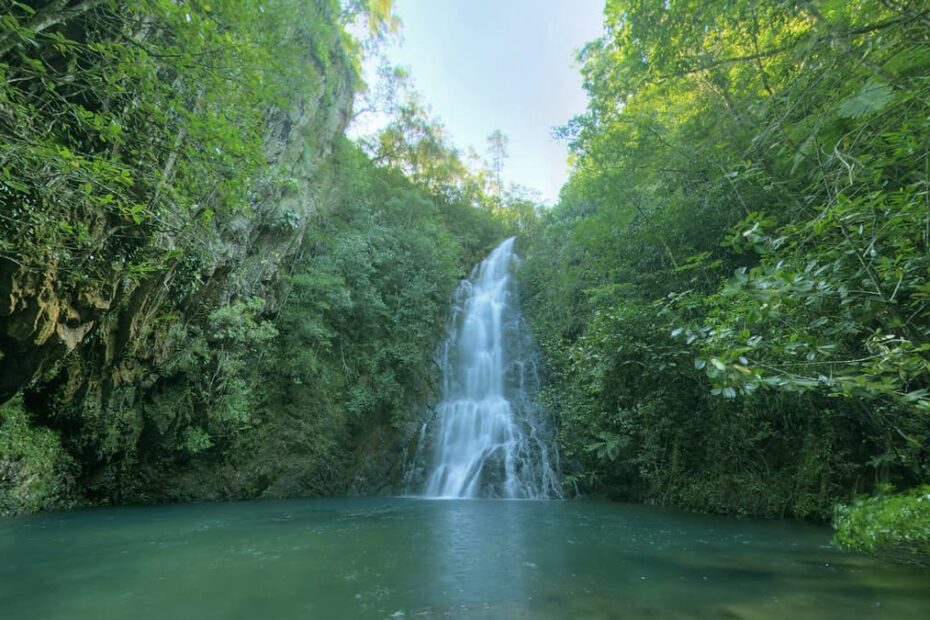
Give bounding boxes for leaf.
[837,80,893,119]
[11,1,36,15]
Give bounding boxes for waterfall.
[416,237,561,499]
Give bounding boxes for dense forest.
[1,0,929,560]
[520,0,930,555]
[0,0,508,512]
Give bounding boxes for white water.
[419,237,560,499]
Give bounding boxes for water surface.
[2,498,928,619]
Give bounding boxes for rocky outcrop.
[1,15,354,403]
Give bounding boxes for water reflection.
[425,500,534,611]
[1,498,929,620]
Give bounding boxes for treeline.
[521,0,930,554]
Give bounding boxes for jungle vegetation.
[2,0,929,558]
[0,0,508,511]
[520,0,930,557]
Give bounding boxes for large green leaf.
[837,79,893,119]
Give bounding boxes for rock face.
[0,2,358,507]
[0,259,106,398]
[2,59,352,407]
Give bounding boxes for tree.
[521,0,930,524]
[486,129,510,205]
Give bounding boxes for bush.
[0,395,75,515]
[834,485,930,558]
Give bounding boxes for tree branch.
[0,0,109,58]
[660,14,914,81]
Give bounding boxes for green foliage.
[0,0,384,508]
[171,296,278,438]
[0,395,74,515]
[232,139,503,495]
[180,427,213,455]
[837,79,894,119]
[33,136,509,505]
[835,486,930,557]
[0,0,358,329]
[0,0,511,511]
[522,0,930,529]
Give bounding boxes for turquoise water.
[1,498,928,619]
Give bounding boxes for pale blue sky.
[361,0,604,204]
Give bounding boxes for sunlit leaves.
[0,0,353,298]
[520,0,930,522]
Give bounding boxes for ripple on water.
[0,497,928,620]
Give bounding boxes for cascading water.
[414,237,561,499]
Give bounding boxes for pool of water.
[1,497,928,619]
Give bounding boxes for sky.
[356,0,604,204]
